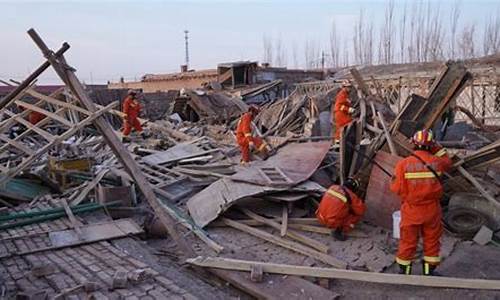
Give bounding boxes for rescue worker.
[390,129,452,276]
[122,90,143,142]
[316,178,366,241]
[332,81,355,142]
[235,105,268,165]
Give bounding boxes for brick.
[96,271,112,284]
[112,270,128,289]
[88,264,102,273]
[126,258,148,269]
[154,276,173,287]
[30,263,58,278]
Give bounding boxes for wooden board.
[364,151,402,229]
[209,269,340,300]
[49,218,143,247]
[187,179,325,228]
[143,140,217,165]
[189,256,500,291]
[230,142,331,187]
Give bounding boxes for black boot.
[332,228,347,241]
[122,136,131,143]
[398,263,412,275]
[423,262,440,276]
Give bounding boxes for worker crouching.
[390,129,452,276]
[316,178,366,241]
[122,90,144,142]
[236,105,269,165]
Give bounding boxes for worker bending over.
[332,81,355,142]
[235,105,268,165]
[390,129,452,276]
[122,90,143,142]
[316,178,366,241]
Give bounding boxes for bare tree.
[274,36,287,67]
[342,37,350,67]
[353,9,375,65]
[291,41,299,68]
[262,34,273,65]
[329,20,340,68]
[483,12,500,55]
[305,39,320,69]
[399,1,407,63]
[449,0,461,59]
[379,0,395,64]
[427,4,445,61]
[458,23,476,59]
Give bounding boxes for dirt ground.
[134,218,500,299]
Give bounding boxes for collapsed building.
[0,29,500,299]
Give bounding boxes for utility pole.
[184,30,189,70]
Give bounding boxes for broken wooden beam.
[239,208,330,254]
[222,218,346,268]
[27,28,194,256]
[188,256,500,291]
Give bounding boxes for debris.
[250,264,263,282]
[112,270,129,289]
[473,225,494,246]
[188,256,500,290]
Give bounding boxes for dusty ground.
[141,219,500,300]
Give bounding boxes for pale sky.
[0,0,498,84]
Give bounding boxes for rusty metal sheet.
[230,142,331,187]
[187,179,325,228]
[364,151,403,229]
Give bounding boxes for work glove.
[348,107,355,114]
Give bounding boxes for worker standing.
[235,105,268,165]
[390,129,452,276]
[316,178,366,241]
[122,90,143,142]
[332,81,355,143]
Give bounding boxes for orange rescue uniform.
[390,147,452,267]
[316,185,366,233]
[332,87,353,140]
[29,111,46,125]
[236,112,266,163]
[122,96,142,136]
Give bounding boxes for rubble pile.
[0,29,500,299]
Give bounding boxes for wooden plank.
[240,208,329,254]
[70,169,109,205]
[15,100,73,127]
[281,204,288,237]
[188,256,500,291]
[222,218,346,268]
[457,166,500,210]
[0,135,34,155]
[24,88,90,115]
[377,111,397,156]
[4,110,56,142]
[27,29,193,256]
[350,68,370,97]
[60,198,83,237]
[209,268,340,300]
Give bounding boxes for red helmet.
[411,129,435,147]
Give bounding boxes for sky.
[0,0,498,84]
